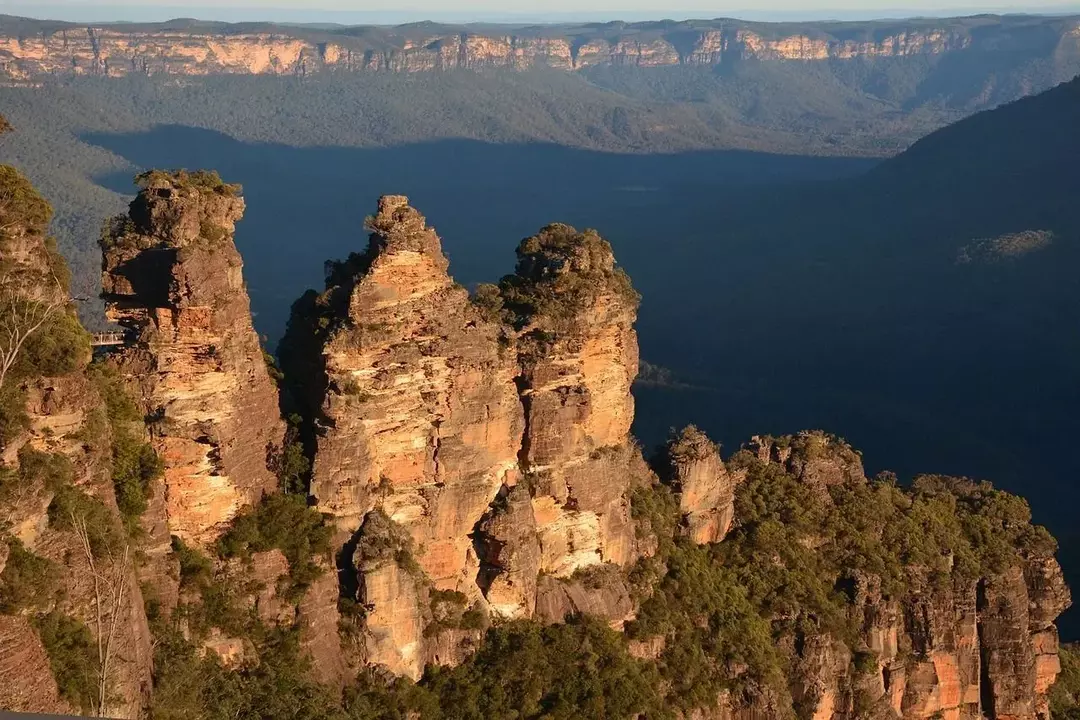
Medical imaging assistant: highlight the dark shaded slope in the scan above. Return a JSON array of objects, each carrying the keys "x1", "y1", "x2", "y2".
[{"x1": 866, "y1": 73, "x2": 1080, "y2": 241}]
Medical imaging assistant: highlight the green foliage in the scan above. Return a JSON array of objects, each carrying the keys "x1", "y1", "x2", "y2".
[
  {"x1": 421, "y1": 616, "x2": 667, "y2": 720},
  {"x1": 11, "y1": 307, "x2": 90, "y2": 380},
  {"x1": 0, "y1": 164, "x2": 53, "y2": 235},
  {"x1": 150, "y1": 623, "x2": 348, "y2": 720},
  {"x1": 1051, "y1": 644, "x2": 1080, "y2": 719},
  {"x1": 216, "y1": 493, "x2": 332, "y2": 596},
  {"x1": 88, "y1": 362, "x2": 164, "y2": 532},
  {"x1": 48, "y1": 484, "x2": 124, "y2": 556},
  {"x1": 499, "y1": 224, "x2": 639, "y2": 333},
  {"x1": 0, "y1": 537, "x2": 59, "y2": 613},
  {"x1": 425, "y1": 590, "x2": 485, "y2": 638},
  {"x1": 267, "y1": 414, "x2": 311, "y2": 495},
  {"x1": 470, "y1": 284, "x2": 506, "y2": 325},
  {"x1": 628, "y1": 542, "x2": 783, "y2": 710},
  {"x1": 0, "y1": 445, "x2": 74, "y2": 503},
  {"x1": 0, "y1": 384, "x2": 28, "y2": 449},
  {"x1": 34, "y1": 611, "x2": 99, "y2": 714},
  {"x1": 136, "y1": 169, "x2": 242, "y2": 198}
]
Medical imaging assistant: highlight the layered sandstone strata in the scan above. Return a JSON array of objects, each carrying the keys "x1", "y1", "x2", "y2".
[
  {"x1": 664, "y1": 425, "x2": 742, "y2": 544},
  {"x1": 496, "y1": 223, "x2": 645, "y2": 581},
  {"x1": 1, "y1": 18, "x2": 1076, "y2": 80},
  {"x1": 305, "y1": 195, "x2": 524, "y2": 596},
  {"x1": 100, "y1": 171, "x2": 284, "y2": 545}
]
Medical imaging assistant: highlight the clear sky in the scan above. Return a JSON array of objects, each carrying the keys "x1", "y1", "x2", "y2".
[{"x1": 2, "y1": 0, "x2": 1078, "y2": 23}]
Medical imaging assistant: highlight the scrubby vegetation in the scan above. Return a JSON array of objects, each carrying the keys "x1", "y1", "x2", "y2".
[
  {"x1": 34, "y1": 611, "x2": 100, "y2": 714},
  {"x1": 499, "y1": 224, "x2": 639, "y2": 333},
  {"x1": 87, "y1": 362, "x2": 163, "y2": 532},
  {"x1": 136, "y1": 169, "x2": 242, "y2": 198},
  {"x1": 1052, "y1": 644, "x2": 1080, "y2": 719},
  {"x1": 216, "y1": 493, "x2": 333, "y2": 597},
  {"x1": 0, "y1": 537, "x2": 59, "y2": 613}
]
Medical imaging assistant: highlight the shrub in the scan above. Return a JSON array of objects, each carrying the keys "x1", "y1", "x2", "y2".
[
  {"x1": 0, "y1": 537, "x2": 59, "y2": 613},
  {"x1": 48, "y1": 484, "x2": 124, "y2": 557},
  {"x1": 0, "y1": 446, "x2": 74, "y2": 504},
  {"x1": 0, "y1": 165, "x2": 53, "y2": 235},
  {"x1": 12, "y1": 308, "x2": 90, "y2": 380},
  {"x1": 216, "y1": 493, "x2": 332, "y2": 596},
  {"x1": 422, "y1": 615, "x2": 667, "y2": 720},
  {"x1": 1051, "y1": 644, "x2": 1080, "y2": 719},
  {"x1": 0, "y1": 383, "x2": 28, "y2": 449},
  {"x1": 34, "y1": 611, "x2": 98, "y2": 714},
  {"x1": 88, "y1": 362, "x2": 164, "y2": 531}
]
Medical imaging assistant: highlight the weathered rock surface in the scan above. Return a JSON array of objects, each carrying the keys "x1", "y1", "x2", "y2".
[
  {"x1": 304, "y1": 196, "x2": 523, "y2": 594},
  {"x1": 100, "y1": 171, "x2": 284, "y2": 545},
  {"x1": 739, "y1": 438, "x2": 1072, "y2": 720},
  {"x1": 0, "y1": 163, "x2": 153, "y2": 718},
  {"x1": 500, "y1": 224, "x2": 645, "y2": 580},
  {"x1": 664, "y1": 426, "x2": 742, "y2": 544},
  {"x1": 1, "y1": 17, "x2": 1078, "y2": 80},
  {"x1": 0, "y1": 616, "x2": 72, "y2": 715}
]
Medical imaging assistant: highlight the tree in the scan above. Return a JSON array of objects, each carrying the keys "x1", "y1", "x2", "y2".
[{"x1": 0, "y1": 270, "x2": 66, "y2": 392}]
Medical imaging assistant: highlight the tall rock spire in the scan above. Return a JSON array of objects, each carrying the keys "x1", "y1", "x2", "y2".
[
  {"x1": 497, "y1": 223, "x2": 644, "y2": 578},
  {"x1": 100, "y1": 170, "x2": 284, "y2": 545},
  {"x1": 305, "y1": 195, "x2": 524, "y2": 592}
]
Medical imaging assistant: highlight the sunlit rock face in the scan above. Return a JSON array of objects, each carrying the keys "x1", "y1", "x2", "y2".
[
  {"x1": 1, "y1": 19, "x2": 1074, "y2": 81},
  {"x1": 498, "y1": 223, "x2": 645, "y2": 581},
  {"x1": 305, "y1": 196, "x2": 524, "y2": 595},
  {"x1": 100, "y1": 171, "x2": 284, "y2": 546}
]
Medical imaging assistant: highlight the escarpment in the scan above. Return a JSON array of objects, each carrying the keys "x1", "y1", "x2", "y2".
[
  {"x1": 635, "y1": 430, "x2": 1071, "y2": 720},
  {"x1": 0, "y1": 16, "x2": 1077, "y2": 81},
  {"x1": 99, "y1": 170, "x2": 284, "y2": 546}
]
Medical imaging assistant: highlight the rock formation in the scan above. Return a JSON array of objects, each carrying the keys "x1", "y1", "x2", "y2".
[
  {"x1": 724, "y1": 436, "x2": 1072, "y2": 720},
  {"x1": 664, "y1": 425, "x2": 742, "y2": 544},
  {"x1": 0, "y1": 163, "x2": 153, "y2": 718},
  {"x1": 1, "y1": 16, "x2": 1077, "y2": 80},
  {"x1": 301, "y1": 195, "x2": 523, "y2": 595},
  {"x1": 497, "y1": 224, "x2": 646, "y2": 580},
  {"x1": 100, "y1": 170, "x2": 284, "y2": 545}
]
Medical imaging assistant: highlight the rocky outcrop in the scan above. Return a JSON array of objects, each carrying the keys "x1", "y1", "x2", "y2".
[
  {"x1": 303, "y1": 196, "x2": 523, "y2": 595},
  {"x1": 1, "y1": 16, "x2": 1077, "y2": 81},
  {"x1": 499, "y1": 224, "x2": 646, "y2": 581},
  {"x1": 735, "y1": 438, "x2": 1072, "y2": 720},
  {"x1": 100, "y1": 171, "x2": 284, "y2": 545},
  {"x1": 664, "y1": 426, "x2": 742, "y2": 544},
  {"x1": 0, "y1": 616, "x2": 72, "y2": 715}
]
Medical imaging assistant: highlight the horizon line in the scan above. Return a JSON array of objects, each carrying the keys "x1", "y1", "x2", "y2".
[{"x1": 3, "y1": 5, "x2": 1080, "y2": 27}]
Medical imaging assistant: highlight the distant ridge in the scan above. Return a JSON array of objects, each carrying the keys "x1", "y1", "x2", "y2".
[{"x1": 1, "y1": 12, "x2": 1079, "y2": 80}]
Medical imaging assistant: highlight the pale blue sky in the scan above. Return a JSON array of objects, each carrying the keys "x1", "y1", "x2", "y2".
[{"x1": 2, "y1": 0, "x2": 1077, "y2": 23}]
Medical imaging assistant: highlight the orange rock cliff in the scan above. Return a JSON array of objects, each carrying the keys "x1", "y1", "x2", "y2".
[{"x1": 0, "y1": 16, "x2": 1078, "y2": 79}]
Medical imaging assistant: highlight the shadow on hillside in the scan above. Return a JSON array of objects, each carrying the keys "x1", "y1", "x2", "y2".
[{"x1": 84, "y1": 124, "x2": 876, "y2": 341}]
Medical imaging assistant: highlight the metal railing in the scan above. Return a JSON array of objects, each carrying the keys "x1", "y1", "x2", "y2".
[{"x1": 90, "y1": 332, "x2": 125, "y2": 347}]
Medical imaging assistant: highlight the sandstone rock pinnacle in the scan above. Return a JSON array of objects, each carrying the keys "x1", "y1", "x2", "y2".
[{"x1": 100, "y1": 170, "x2": 284, "y2": 545}]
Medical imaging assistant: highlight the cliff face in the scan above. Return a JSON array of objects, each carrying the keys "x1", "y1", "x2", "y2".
[
  {"x1": 665, "y1": 425, "x2": 742, "y2": 544},
  {"x1": 307, "y1": 195, "x2": 523, "y2": 595},
  {"x1": 99, "y1": 171, "x2": 284, "y2": 546},
  {"x1": 499, "y1": 224, "x2": 645, "y2": 580},
  {"x1": 696, "y1": 432, "x2": 1072, "y2": 720},
  {"x1": 0, "y1": 163, "x2": 153, "y2": 718},
  {"x1": 0, "y1": 16, "x2": 1077, "y2": 80},
  {"x1": 281, "y1": 198, "x2": 653, "y2": 674}
]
